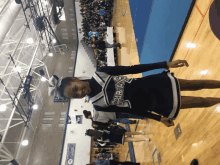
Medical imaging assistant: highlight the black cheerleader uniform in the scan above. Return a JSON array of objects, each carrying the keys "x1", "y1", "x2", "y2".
[
  {"x1": 87, "y1": 61, "x2": 181, "y2": 121},
  {"x1": 97, "y1": 127, "x2": 126, "y2": 145}
]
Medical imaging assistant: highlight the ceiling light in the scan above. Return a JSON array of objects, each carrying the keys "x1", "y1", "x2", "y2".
[
  {"x1": 27, "y1": 38, "x2": 34, "y2": 44},
  {"x1": 0, "y1": 104, "x2": 6, "y2": 111},
  {"x1": 48, "y1": 53, "x2": 53, "y2": 56},
  {"x1": 52, "y1": 39, "x2": 56, "y2": 44},
  {"x1": 184, "y1": 42, "x2": 196, "y2": 49},
  {"x1": 60, "y1": 13, "x2": 66, "y2": 21},
  {"x1": 10, "y1": 1, "x2": 17, "y2": 10},
  {"x1": 33, "y1": 104, "x2": 38, "y2": 110},
  {"x1": 43, "y1": 1, "x2": 48, "y2": 5},
  {"x1": 13, "y1": 66, "x2": 21, "y2": 73},
  {"x1": 41, "y1": 77, "x2": 47, "y2": 81},
  {"x1": 21, "y1": 140, "x2": 28, "y2": 146},
  {"x1": 60, "y1": 8, "x2": 66, "y2": 21}
]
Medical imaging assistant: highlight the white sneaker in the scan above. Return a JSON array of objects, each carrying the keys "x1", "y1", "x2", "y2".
[
  {"x1": 140, "y1": 131, "x2": 145, "y2": 135},
  {"x1": 145, "y1": 138, "x2": 150, "y2": 141}
]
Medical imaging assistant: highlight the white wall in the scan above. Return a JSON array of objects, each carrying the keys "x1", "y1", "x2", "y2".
[{"x1": 61, "y1": 2, "x2": 96, "y2": 165}]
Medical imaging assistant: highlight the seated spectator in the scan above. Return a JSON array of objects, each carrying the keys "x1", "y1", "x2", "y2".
[{"x1": 92, "y1": 40, "x2": 121, "y2": 50}]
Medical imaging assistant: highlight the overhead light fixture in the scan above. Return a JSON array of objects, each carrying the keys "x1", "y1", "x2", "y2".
[
  {"x1": 33, "y1": 104, "x2": 38, "y2": 110},
  {"x1": 57, "y1": 8, "x2": 66, "y2": 21},
  {"x1": 199, "y1": 70, "x2": 209, "y2": 75},
  {"x1": 13, "y1": 66, "x2": 21, "y2": 73},
  {"x1": 60, "y1": 15, "x2": 66, "y2": 21},
  {"x1": 184, "y1": 42, "x2": 196, "y2": 49},
  {"x1": 21, "y1": 140, "x2": 28, "y2": 146},
  {"x1": 39, "y1": 70, "x2": 47, "y2": 81},
  {"x1": 15, "y1": 0, "x2": 22, "y2": 4},
  {"x1": 39, "y1": 69, "x2": 45, "y2": 76},
  {"x1": 52, "y1": 39, "x2": 56, "y2": 44},
  {"x1": 41, "y1": 77, "x2": 47, "y2": 82},
  {"x1": 10, "y1": 1, "x2": 17, "y2": 9},
  {"x1": 27, "y1": 38, "x2": 34, "y2": 44},
  {"x1": 48, "y1": 53, "x2": 53, "y2": 56},
  {"x1": 0, "y1": 104, "x2": 6, "y2": 111},
  {"x1": 43, "y1": 0, "x2": 48, "y2": 5}
]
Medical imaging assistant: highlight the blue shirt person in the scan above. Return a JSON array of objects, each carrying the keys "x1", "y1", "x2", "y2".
[{"x1": 99, "y1": 10, "x2": 105, "y2": 16}]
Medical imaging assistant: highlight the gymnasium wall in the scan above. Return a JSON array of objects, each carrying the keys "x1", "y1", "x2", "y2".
[{"x1": 60, "y1": 1, "x2": 96, "y2": 165}]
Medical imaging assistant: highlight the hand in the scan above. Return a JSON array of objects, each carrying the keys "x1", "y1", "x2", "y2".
[
  {"x1": 161, "y1": 117, "x2": 175, "y2": 127},
  {"x1": 167, "y1": 60, "x2": 189, "y2": 68}
]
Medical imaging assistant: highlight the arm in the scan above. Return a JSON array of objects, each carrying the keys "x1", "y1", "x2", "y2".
[
  {"x1": 97, "y1": 61, "x2": 169, "y2": 75},
  {"x1": 94, "y1": 105, "x2": 162, "y2": 121}
]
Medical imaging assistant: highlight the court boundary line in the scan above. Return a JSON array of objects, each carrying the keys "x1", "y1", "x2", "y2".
[
  {"x1": 195, "y1": 4, "x2": 205, "y2": 17},
  {"x1": 169, "y1": 0, "x2": 196, "y2": 62}
]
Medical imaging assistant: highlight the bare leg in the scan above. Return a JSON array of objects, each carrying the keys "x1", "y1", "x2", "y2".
[
  {"x1": 124, "y1": 137, "x2": 150, "y2": 142},
  {"x1": 180, "y1": 96, "x2": 220, "y2": 109},
  {"x1": 178, "y1": 78, "x2": 220, "y2": 91},
  {"x1": 125, "y1": 131, "x2": 144, "y2": 135}
]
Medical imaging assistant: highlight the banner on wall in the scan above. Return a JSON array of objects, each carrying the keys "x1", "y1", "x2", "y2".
[
  {"x1": 67, "y1": 116, "x2": 72, "y2": 124},
  {"x1": 76, "y1": 115, "x2": 83, "y2": 124},
  {"x1": 65, "y1": 143, "x2": 76, "y2": 165},
  {"x1": 67, "y1": 115, "x2": 83, "y2": 124}
]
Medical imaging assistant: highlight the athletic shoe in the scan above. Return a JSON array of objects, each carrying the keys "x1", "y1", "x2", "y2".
[
  {"x1": 129, "y1": 120, "x2": 137, "y2": 124},
  {"x1": 190, "y1": 159, "x2": 198, "y2": 165},
  {"x1": 145, "y1": 138, "x2": 150, "y2": 141},
  {"x1": 118, "y1": 43, "x2": 121, "y2": 49}
]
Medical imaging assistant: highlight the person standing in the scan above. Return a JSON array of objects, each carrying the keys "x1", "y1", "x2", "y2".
[
  {"x1": 92, "y1": 40, "x2": 121, "y2": 50},
  {"x1": 85, "y1": 129, "x2": 149, "y2": 145},
  {"x1": 49, "y1": 60, "x2": 220, "y2": 128},
  {"x1": 87, "y1": 159, "x2": 140, "y2": 165}
]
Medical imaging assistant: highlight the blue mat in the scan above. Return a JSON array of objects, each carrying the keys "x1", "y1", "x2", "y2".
[
  {"x1": 125, "y1": 120, "x2": 135, "y2": 162},
  {"x1": 129, "y1": 0, "x2": 194, "y2": 66},
  {"x1": 129, "y1": 0, "x2": 154, "y2": 56}
]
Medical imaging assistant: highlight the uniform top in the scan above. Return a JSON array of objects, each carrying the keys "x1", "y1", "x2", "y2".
[{"x1": 86, "y1": 61, "x2": 169, "y2": 121}]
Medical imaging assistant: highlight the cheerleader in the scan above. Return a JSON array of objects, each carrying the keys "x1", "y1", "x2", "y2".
[
  {"x1": 85, "y1": 128, "x2": 148, "y2": 146},
  {"x1": 49, "y1": 60, "x2": 220, "y2": 127}
]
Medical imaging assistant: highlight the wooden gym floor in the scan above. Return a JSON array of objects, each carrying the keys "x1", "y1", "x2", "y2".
[{"x1": 111, "y1": 0, "x2": 220, "y2": 164}]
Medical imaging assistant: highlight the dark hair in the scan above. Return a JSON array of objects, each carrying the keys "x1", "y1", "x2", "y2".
[
  {"x1": 58, "y1": 77, "x2": 74, "y2": 98},
  {"x1": 83, "y1": 110, "x2": 91, "y2": 118},
  {"x1": 85, "y1": 129, "x2": 103, "y2": 141}
]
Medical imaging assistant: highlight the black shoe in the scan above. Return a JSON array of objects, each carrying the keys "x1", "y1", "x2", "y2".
[
  {"x1": 129, "y1": 120, "x2": 137, "y2": 124},
  {"x1": 118, "y1": 43, "x2": 121, "y2": 49},
  {"x1": 190, "y1": 159, "x2": 198, "y2": 165}
]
